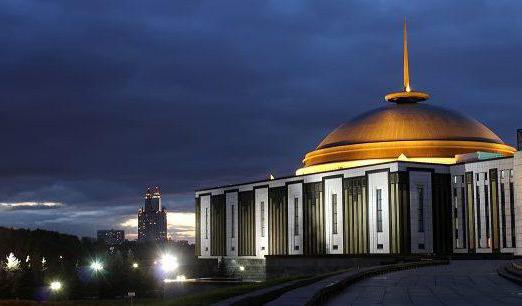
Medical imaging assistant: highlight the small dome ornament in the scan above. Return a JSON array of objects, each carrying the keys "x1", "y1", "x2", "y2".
[{"x1": 384, "y1": 19, "x2": 430, "y2": 103}]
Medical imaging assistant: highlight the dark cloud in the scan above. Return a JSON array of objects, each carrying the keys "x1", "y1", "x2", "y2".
[{"x1": 0, "y1": 0, "x2": 521, "y2": 238}]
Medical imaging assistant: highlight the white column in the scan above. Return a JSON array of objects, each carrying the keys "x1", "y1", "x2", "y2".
[
  {"x1": 368, "y1": 172, "x2": 389, "y2": 254},
  {"x1": 324, "y1": 177, "x2": 343, "y2": 254},
  {"x1": 287, "y1": 183, "x2": 304, "y2": 255},
  {"x1": 255, "y1": 187, "x2": 269, "y2": 258},
  {"x1": 226, "y1": 191, "x2": 238, "y2": 257},
  {"x1": 200, "y1": 195, "x2": 211, "y2": 257}
]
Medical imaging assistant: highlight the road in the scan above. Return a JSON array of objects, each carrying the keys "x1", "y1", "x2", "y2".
[{"x1": 326, "y1": 260, "x2": 522, "y2": 306}]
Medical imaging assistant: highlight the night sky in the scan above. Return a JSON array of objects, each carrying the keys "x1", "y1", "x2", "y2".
[{"x1": 1, "y1": 0, "x2": 521, "y2": 242}]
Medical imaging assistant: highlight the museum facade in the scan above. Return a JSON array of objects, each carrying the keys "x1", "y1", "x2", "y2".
[{"x1": 194, "y1": 23, "x2": 522, "y2": 258}]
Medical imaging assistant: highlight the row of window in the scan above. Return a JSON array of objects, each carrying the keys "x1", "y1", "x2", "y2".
[
  {"x1": 454, "y1": 169, "x2": 514, "y2": 185},
  {"x1": 204, "y1": 187, "x2": 427, "y2": 242},
  {"x1": 453, "y1": 175, "x2": 516, "y2": 249}
]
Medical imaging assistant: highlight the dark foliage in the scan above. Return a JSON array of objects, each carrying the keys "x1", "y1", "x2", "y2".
[{"x1": 0, "y1": 227, "x2": 196, "y2": 301}]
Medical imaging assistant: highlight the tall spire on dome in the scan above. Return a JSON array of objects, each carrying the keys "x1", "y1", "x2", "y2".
[
  {"x1": 385, "y1": 19, "x2": 430, "y2": 103},
  {"x1": 403, "y1": 18, "x2": 410, "y2": 92}
]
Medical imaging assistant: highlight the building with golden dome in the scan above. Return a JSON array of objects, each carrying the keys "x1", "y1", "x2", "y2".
[{"x1": 195, "y1": 22, "x2": 522, "y2": 265}]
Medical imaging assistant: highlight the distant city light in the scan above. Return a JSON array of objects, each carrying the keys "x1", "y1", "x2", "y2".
[
  {"x1": 132, "y1": 262, "x2": 139, "y2": 269},
  {"x1": 50, "y1": 281, "x2": 62, "y2": 292},
  {"x1": 90, "y1": 260, "x2": 103, "y2": 272},
  {"x1": 160, "y1": 254, "x2": 178, "y2": 272},
  {"x1": 239, "y1": 266, "x2": 245, "y2": 271}
]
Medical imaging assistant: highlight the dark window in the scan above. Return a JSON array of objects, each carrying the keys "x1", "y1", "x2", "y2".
[
  {"x1": 333, "y1": 245, "x2": 338, "y2": 250},
  {"x1": 377, "y1": 243, "x2": 383, "y2": 249},
  {"x1": 510, "y1": 182, "x2": 516, "y2": 248},
  {"x1": 500, "y1": 183, "x2": 506, "y2": 248},
  {"x1": 485, "y1": 185, "x2": 490, "y2": 240},
  {"x1": 461, "y1": 187, "x2": 467, "y2": 246},
  {"x1": 294, "y1": 245, "x2": 299, "y2": 250},
  {"x1": 332, "y1": 194, "x2": 338, "y2": 234},
  {"x1": 261, "y1": 201, "x2": 265, "y2": 237},
  {"x1": 205, "y1": 207, "x2": 208, "y2": 239},
  {"x1": 376, "y1": 189, "x2": 383, "y2": 233},
  {"x1": 476, "y1": 186, "x2": 481, "y2": 245},
  {"x1": 231, "y1": 205, "x2": 235, "y2": 238},
  {"x1": 418, "y1": 186, "x2": 424, "y2": 233},
  {"x1": 294, "y1": 197, "x2": 299, "y2": 236},
  {"x1": 418, "y1": 243, "x2": 425, "y2": 250}
]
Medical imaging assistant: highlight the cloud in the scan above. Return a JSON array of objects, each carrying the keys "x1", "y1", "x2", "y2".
[
  {"x1": 0, "y1": 0, "x2": 521, "y2": 238},
  {"x1": 0, "y1": 202, "x2": 63, "y2": 210}
]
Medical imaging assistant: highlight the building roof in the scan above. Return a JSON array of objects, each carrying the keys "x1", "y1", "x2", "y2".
[{"x1": 317, "y1": 102, "x2": 504, "y2": 149}]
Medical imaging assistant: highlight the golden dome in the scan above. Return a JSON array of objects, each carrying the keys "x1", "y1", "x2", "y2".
[
  {"x1": 302, "y1": 102, "x2": 515, "y2": 169},
  {"x1": 296, "y1": 20, "x2": 516, "y2": 175}
]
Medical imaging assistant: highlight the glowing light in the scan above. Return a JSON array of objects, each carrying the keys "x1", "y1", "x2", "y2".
[
  {"x1": 239, "y1": 266, "x2": 245, "y2": 271},
  {"x1": 164, "y1": 275, "x2": 187, "y2": 283},
  {"x1": 297, "y1": 157, "x2": 460, "y2": 175},
  {"x1": 50, "y1": 281, "x2": 62, "y2": 292},
  {"x1": 176, "y1": 275, "x2": 186, "y2": 281},
  {"x1": 5, "y1": 253, "x2": 20, "y2": 271},
  {"x1": 132, "y1": 262, "x2": 139, "y2": 269},
  {"x1": 160, "y1": 254, "x2": 178, "y2": 272},
  {"x1": 90, "y1": 260, "x2": 103, "y2": 272}
]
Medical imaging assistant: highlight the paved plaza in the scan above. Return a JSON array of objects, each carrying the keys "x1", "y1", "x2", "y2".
[{"x1": 326, "y1": 260, "x2": 522, "y2": 306}]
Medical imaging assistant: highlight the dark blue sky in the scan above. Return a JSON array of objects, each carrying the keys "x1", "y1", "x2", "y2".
[{"x1": 0, "y1": 0, "x2": 521, "y2": 240}]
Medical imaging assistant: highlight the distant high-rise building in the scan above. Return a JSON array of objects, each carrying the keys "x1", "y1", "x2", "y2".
[
  {"x1": 518, "y1": 129, "x2": 522, "y2": 151},
  {"x1": 138, "y1": 186, "x2": 168, "y2": 242},
  {"x1": 97, "y1": 229, "x2": 125, "y2": 246}
]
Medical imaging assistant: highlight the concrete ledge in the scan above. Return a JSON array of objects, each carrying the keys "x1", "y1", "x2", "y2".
[
  {"x1": 497, "y1": 261, "x2": 522, "y2": 286},
  {"x1": 214, "y1": 269, "x2": 348, "y2": 306},
  {"x1": 305, "y1": 259, "x2": 449, "y2": 306}
]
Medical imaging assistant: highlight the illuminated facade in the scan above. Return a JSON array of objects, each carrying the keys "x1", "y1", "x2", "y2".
[
  {"x1": 97, "y1": 229, "x2": 125, "y2": 246},
  {"x1": 138, "y1": 186, "x2": 168, "y2": 242},
  {"x1": 195, "y1": 22, "x2": 522, "y2": 258}
]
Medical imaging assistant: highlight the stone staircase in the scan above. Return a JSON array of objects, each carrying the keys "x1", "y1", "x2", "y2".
[{"x1": 497, "y1": 260, "x2": 522, "y2": 285}]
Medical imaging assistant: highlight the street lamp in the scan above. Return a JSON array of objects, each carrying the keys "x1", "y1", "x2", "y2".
[
  {"x1": 90, "y1": 260, "x2": 103, "y2": 272},
  {"x1": 50, "y1": 281, "x2": 62, "y2": 292},
  {"x1": 160, "y1": 254, "x2": 178, "y2": 273},
  {"x1": 132, "y1": 262, "x2": 139, "y2": 269}
]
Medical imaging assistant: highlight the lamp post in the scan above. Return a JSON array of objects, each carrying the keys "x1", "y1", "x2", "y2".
[
  {"x1": 90, "y1": 260, "x2": 104, "y2": 298},
  {"x1": 159, "y1": 254, "x2": 178, "y2": 299},
  {"x1": 49, "y1": 281, "x2": 62, "y2": 306}
]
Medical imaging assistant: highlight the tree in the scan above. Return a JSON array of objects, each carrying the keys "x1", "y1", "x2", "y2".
[{"x1": 5, "y1": 252, "x2": 21, "y2": 272}]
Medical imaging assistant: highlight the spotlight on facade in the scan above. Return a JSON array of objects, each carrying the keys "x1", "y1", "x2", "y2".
[
  {"x1": 50, "y1": 281, "x2": 62, "y2": 292},
  {"x1": 239, "y1": 266, "x2": 245, "y2": 271},
  {"x1": 160, "y1": 254, "x2": 178, "y2": 272},
  {"x1": 90, "y1": 260, "x2": 104, "y2": 272},
  {"x1": 132, "y1": 262, "x2": 139, "y2": 269}
]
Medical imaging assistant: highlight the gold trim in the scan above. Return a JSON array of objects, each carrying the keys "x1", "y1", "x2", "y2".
[
  {"x1": 384, "y1": 91, "x2": 430, "y2": 103},
  {"x1": 296, "y1": 157, "x2": 457, "y2": 175},
  {"x1": 303, "y1": 140, "x2": 516, "y2": 167}
]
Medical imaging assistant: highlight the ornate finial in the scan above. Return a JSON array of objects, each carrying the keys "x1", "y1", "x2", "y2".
[{"x1": 385, "y1": 19, "x2": 430, "y2": 103}]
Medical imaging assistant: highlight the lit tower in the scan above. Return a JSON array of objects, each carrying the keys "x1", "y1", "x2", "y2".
[{"x1": 138, "y1": 186, "x2": 168, "y2": 242}]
